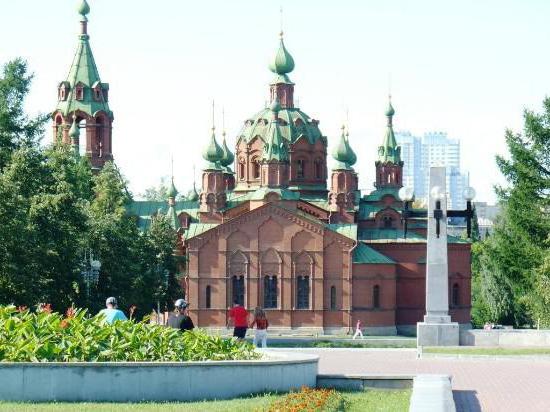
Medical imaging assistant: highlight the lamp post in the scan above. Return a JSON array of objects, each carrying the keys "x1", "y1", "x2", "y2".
[
  {"x1": 399, "y1": 186, "x2": 476, "y2": 239},
  {"x1": 81, "y1": 250, "x2": 101, "y2": 305}
]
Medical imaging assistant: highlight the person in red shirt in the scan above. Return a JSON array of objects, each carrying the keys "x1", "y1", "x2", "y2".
[{"x1": 228, "y1": 300, "x2": 249, "y2": 340}]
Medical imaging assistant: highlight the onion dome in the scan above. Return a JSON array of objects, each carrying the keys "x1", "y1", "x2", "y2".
[
  {"x1": 378, "y1": 98, "x2": 401, "y2": 164},
  {"x1": 77, "y1": 0, "x2": 90, "y2": 18},
  {"x1": 189, "y1": 182, "x2": 199, "y2": 202},
  {"x1": 332, "y1": 125, "x2": 354, "y2": 170},
  {"x1": 167, "y1": 178, "x2": 178, "y2": 199},
  {"x1": 202, "y1": 128, "x2": 224, "y2": 168},
  {"x1": 270, "y1": 97, "x2": 282, "y2": 113},
  {"x1": 219, "y1": 132, "x2": 234, "y2": 168},
  {"x1": 68, "y1": 117, "x2": 80, "y2": 140},
  {"x1": 345, "y1": 129, "x2": 357, "y2": 166},
  {"x1": 269, "y1": 33, "x2": 295, "y2": 75}
]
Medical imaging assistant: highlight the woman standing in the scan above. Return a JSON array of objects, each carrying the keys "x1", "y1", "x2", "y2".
[{"x1": 250, "y1": 307, "x2": 269, "y2": 348}]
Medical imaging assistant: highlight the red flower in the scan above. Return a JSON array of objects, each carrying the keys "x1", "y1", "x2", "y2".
[
  {"x1": 65, "y1": 307, "x2": 76, "y2": 318},
  {"x1": 17, "y1": 305, "x2": 28, "y2": 313},
  {"x1": 60, "y1": 319, "x2": 69, "y2": 329},
  {"x1": 42, "y1": 303, "x2": 52, "y2": 313}
]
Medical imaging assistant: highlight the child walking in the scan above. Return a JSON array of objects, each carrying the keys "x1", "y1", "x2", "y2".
[
  {"x1": 250, "y1": 307, "x2": 269, "y2": 348},
  {"x1": 352, "y1": 319, "x2": 364, "y2": 340}
]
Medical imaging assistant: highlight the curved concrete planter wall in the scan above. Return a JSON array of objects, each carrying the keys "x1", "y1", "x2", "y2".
[{"x1": 0, "y1": 351, "x2": 318, "y2": 402}]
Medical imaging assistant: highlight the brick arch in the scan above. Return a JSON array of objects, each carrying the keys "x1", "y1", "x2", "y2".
[
  {"x1": 226, "y1": 230, "x2": 250, "y2": 252},
  {"x1": 291, "y1": 230, "x2": 315, "y2": 252},
  {"x1": 258, "y1": 217, "x2": 284, "y2": 249}
]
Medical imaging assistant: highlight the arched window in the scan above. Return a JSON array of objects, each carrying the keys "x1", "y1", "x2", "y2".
[
  {"x1": 373, "y1": 285, "x2": 380, "y2": 309},
  {"x1": 452, "y1": 283, "x2": 459, "y2": 307},
  {"x1": 205, "y1": 285, "x2": 211, "y2": 309},
  {"x1": 383, "y1": 216, "x2": 393, "y2": 228},
  {"x1": 296, "y1": 159, "x2": 305, "y2": 179},
  {"x1": 232, "y1": 275, "x2": 245, "y2": 306},
  {"x1": 330, "y1": 286, "x2": 336, "y2": 310},
  {"x1": 253, "y1": 159, "x2": 261, "y2": 179},
  {"x1": 239, "y1": 161, "x2": 245, "y2": 180},
  {"x1": 314, "y1": 159, "x2": 323, "y2": 179},
  {"x1": 297, "y1": 276, "x2": 310, "y2": 309},
  {"x1": 264, "y1": 276, "x2": 277, "y2": 309}
]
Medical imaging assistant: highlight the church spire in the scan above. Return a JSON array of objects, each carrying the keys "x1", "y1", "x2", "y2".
[
  {"x1": 53, "y1": 0, "x2": 113, "y2": 171},
  {"x1": 269, "y1": 32, "x2": 295, "y2": 109},
  {"x1": 375, "y1": 96, "x2": 403, "y2": 189},
  {"x1": 378, "y1": 96, "x2": 401, "y2": 164}
]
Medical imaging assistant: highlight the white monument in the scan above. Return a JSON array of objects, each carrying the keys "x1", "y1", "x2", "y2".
[{"x1": 417, "y1": 166, "x2": 459, "y2": 346}]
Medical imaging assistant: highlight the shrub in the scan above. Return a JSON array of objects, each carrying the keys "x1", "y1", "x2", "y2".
[
  {"x1": 0, "y1": 306, "x2": 259, "y2": 362},
  {"x1": 266, "y1": 387, "x2": 346, "y2": 412}
]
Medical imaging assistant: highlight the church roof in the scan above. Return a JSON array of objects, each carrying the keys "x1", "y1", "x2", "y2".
[
  {"x1": 269, "y1": 33, "x2": 295, "y2": 76},
  {"x1": 56, "y1": 0, "x2": 111, "y2": 118},
  {"x1": 238, "y1": 107, "x2": 325, "y2": 146},
  {"x1": 353, "y1": 242, "x2": 395, "y2": 264},
  {"x1": 262, "y1": 103, "x2": 289, "y2": 162}
]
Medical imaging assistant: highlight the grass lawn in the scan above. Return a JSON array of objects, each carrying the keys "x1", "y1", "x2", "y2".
[
  {"x1": 267, "y1": 340, "x2": 416, "y2": 349},
  {"x1": 0, "y1": 389, "x2": 411, "y2": 412},
  {"x1": 424, "y1": 346, "x2": 550, "y2": 356}
]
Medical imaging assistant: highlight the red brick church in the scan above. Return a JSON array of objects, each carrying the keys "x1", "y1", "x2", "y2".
[{"x1": 54, "y1": 1, "x2": 471, "y2": 334}]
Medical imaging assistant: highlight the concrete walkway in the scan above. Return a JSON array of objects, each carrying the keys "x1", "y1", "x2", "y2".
[{"x1": 289, "y1": 348, "x2": 550, "y2": 412}]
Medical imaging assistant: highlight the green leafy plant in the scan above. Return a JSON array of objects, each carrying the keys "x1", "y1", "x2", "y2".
[{"x1": 0, "y1": 306, "x2": 259, "y2": 362}]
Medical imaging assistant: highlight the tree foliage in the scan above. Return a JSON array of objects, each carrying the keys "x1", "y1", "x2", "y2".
[
  {"x1": 0, "y1": 59, "x2": 180, "y2": 316},
  {"x1": 473, "y1": 98, "x2": 550, "y2": 327}
]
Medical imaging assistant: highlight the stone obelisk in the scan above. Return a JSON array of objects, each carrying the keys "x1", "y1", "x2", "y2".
[{"x1": 417, "y1": 167, "x2": 459, "y2": 346}]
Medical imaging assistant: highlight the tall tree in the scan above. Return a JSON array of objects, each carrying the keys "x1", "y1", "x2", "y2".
[
  {"x1": 0, "y1": 59, "x2": 48, "y2": 170},
  {"x1": 474, "y1": 97, "x2": 550, "y2": 326}
]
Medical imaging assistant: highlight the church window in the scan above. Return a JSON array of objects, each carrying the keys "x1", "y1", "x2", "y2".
[
  {"x1": 264, "y1": 276, "x2": 277, "y2": 309},
  {"x1": 239, "y1": 161, "x2": 245, "y2": 180},
  {"x1": 383, "y1": 216, "x2": 393, "y2": 228},
  {"x1": 253, "y1": 160, "x2": 261, "y2": 179},
  {"x1": 452, "y1": 283, "x2": 459, "y2": 307},
  {"x1": 232, "y1": 275, "x2": 245, "y2": 306},
  {"x1": 314, "y1": 159, "x2": 323, "y2": 179},
  {"x1": 330, "y1": 286, "x2": 336, "y2": 310},
  {"x1": 297, "y1": 276, "x2": 310, "y2": 309},
  {"x1": 75, "y1": 85, "x2": 84, "y2": 101},
  {"x1": 94, "y1": 88, "x2": 102, "y2": 101},
  {"x1": 296, "y1": 159, "x2": 305, "y2": 179},
  {"x1": 205, "y1": 285, "x2": 211, "y2": 309},
  {"x1": 373, "y1": 285, "x2": 380, "y2": 309}
]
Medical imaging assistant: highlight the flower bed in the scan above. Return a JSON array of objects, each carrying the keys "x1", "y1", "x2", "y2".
[
  {"x1": 0, "y1": 306, "x2": 258, "y2": 362},
  {"x1": 267, "y1": 387, "x2": 345, "y2": 412}
]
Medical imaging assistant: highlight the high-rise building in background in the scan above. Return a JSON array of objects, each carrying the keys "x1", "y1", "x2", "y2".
[{"x1": 396, "y1": 131, "x2": 468, "y2": 209}]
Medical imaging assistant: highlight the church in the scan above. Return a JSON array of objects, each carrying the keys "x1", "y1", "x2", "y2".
[{"x1": 53, "y1": 1, "x2": 471, "y2": 335}]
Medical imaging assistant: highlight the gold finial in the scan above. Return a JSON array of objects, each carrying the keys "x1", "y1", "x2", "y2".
[{"x1": 279, "y1": 6, "x2": 284, "y2": 38}]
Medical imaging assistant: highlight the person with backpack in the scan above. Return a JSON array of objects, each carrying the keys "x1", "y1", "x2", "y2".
[
  {"x1": 166, "y1": 299, "x2": 194, "y2": 332},
  {"x1": 250, "y1": 307, "x2": 269, "y2": 348}
]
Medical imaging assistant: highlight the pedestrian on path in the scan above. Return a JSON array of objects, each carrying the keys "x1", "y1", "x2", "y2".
[
  {"x1": 250, "y1": 307, "x2": 269, "y2": 348},
  {"x1": 352, "y1": 319, "x2": 364, "y2": 340},
  {"x1": 98, "y1": 297, "x2": 127, "y2": 324},
  {"x1": 228, "y1": 300, "x2": 249, "y2": 340},
  {"x1": 167, "y1": 299, "x2": 194, "y2": 332}
]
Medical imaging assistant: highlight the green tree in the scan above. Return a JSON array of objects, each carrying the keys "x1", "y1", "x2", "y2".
[
  {"x1": 474, "y1": 98, "x2": 550, "y2": 327},
  {"x1": 0, "y1": 59, "x2": 48, "y2": 170}
]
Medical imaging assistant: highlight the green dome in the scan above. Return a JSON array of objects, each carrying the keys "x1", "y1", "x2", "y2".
[
  {"x1": 77, "y1": 0, "x2": 90, "y2": 16},
  {"x1": 385, "y1": 101, "x2": 395, "y2": 117},
  {"x1": 332, "y1": 126, "x2": 354, "y2": 168},
  {"x1": 68, "y1": 118, "x2": 80, "y2": 139},
  {"x1": 167, "y1": 178, "x2": 178, "y2": 198},
  {"x1": 189, "y1": 183, "x2": 199, "y2": 202},
  {"x1": 269, "y1": 97, "x2": 282, "y2": 113},
  {"x1": 220, "y1": 132, "x2": 234, "y2": 167},
  {"x1": 238, "y1": 107, "x2": 325, "y2": 146},
  {"x1": 202, "y1": 128, "x2": 224, "y2": 164},
  {"x1": 345, "y1": 130, "x2": 357, "y2": 166},
  {"x1": 269, "y1": 35, "x2": 295, "y2": 75}
]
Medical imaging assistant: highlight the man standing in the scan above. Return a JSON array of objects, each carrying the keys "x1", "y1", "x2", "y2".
[
  {"x1": 167, "y1": 299, "x2": 194, "y2": 332},
  {"x1": 228, "y1": 300, "x2": 249, "y2": 340},
  {"x1": 98, "y1": 297, "x2": 127, "y2": 324}
]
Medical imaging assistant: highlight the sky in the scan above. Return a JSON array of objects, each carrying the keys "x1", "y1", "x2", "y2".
[{"x1": 2, "y1": 0, "x2": 550, "y2": 204}]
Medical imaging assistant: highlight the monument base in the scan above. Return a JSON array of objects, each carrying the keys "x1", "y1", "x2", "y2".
[{"x1": 417, "y1": 322, "x2": 459, "y2": 346}]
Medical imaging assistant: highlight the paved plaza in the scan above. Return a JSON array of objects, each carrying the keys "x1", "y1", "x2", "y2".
[{"x1": 294, "y1": 348, "x2": 550, "y2": 412}]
